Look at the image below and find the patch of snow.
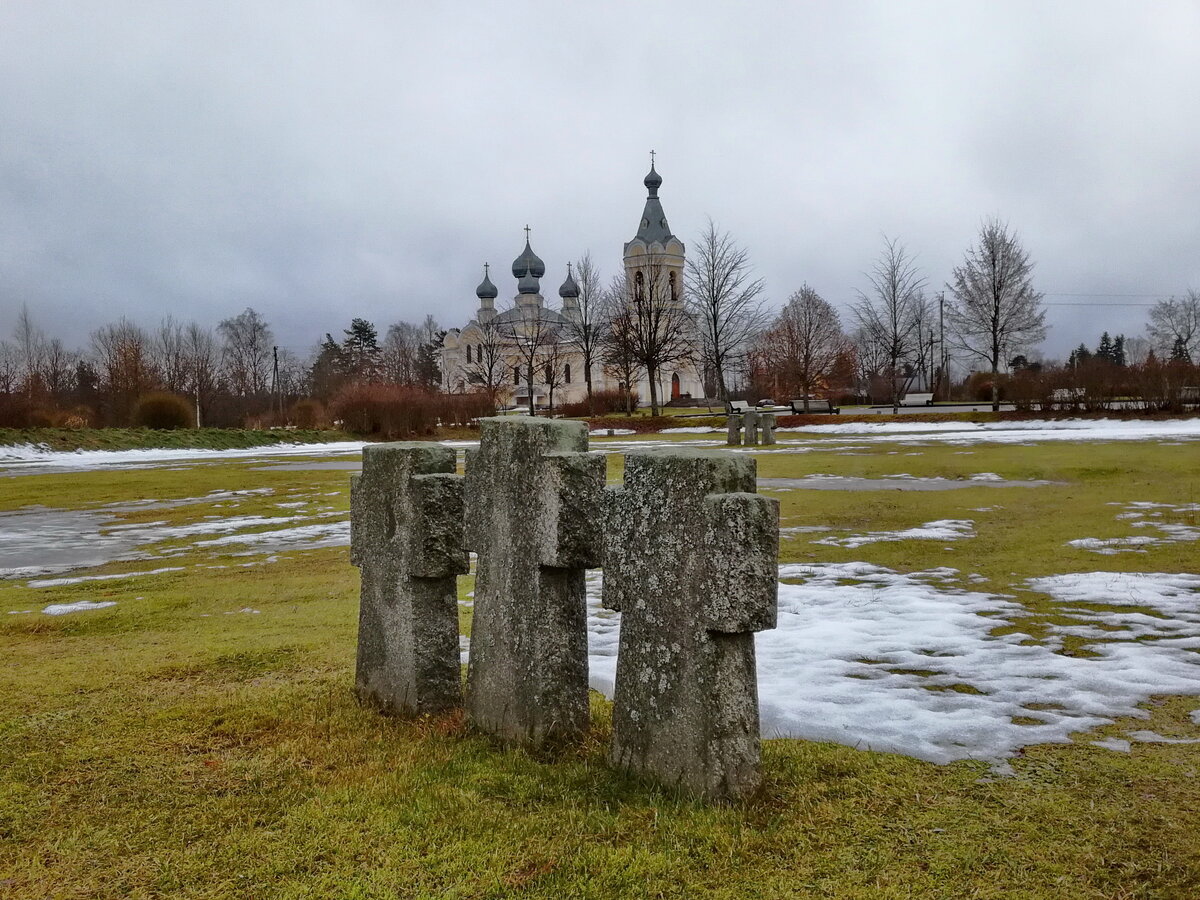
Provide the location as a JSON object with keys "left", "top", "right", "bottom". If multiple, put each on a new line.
{"left": 42, "top": 600, "right": 118, "bottom": 616}
{"left": 0, "top": 442, "right": 364, "bottom": 475}
{"left": 775, "top": 418, "right": 1200, "bottom": 445}
{"left": 1127, "top": 730, "right": 1200, "bottom": 744}
{"left": 27, "top": 567, "right": 185, "bottom": 588}
{"left": 586, "top": 563, "right": 1200, "bottom": 765}
{"left": 7, "top": 610, "right": 33, "bottom": 615}
{"left": 970, "top": 472, "right": 1004, "bottom": 481}
{"left": 660, "top": 426, "right": 720, "bottom": 434}
{"left": 1091, "top": 738, "right": 1131, "bottom": 753}
{"left": 813, "top": 519, "right": 975, "bottom": 548}
{"left": 193, "top": 521, "right": 349, "bottom": 551}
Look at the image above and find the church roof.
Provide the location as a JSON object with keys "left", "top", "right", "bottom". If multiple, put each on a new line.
{"left": 558, "top": 266, "right": 579, "bottom": 299}
{"left": 475, "top": 265, "right": 498, "bottom": 300}
{"left": 634, "top": 163, "right": 676, "bottom": 245}
{"left": 491, "top": 305, "right": 568, "bottom": 328}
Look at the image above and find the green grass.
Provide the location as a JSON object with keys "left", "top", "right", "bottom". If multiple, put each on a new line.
{"left": 2, "top": 436, "right": 1200, "bottom": 897}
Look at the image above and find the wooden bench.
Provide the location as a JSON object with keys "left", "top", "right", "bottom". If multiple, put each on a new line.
{"left": 725, "top": 400, "right": 753, "bottom": 414}
{"left": 789, "top": 398, "right": 840, "bottom": 414}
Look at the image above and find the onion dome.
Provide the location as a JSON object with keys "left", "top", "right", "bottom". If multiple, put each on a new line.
{"left": 644, "top": 162, "right": 662, "bottom": 198}
{"left": 558, "top": 264, "right": 579, "bottom": 299}
{"left": 475, "top": 264, "right": 498, "bottom": 300}
{"left": 511, "top": 235, "right": 546, "bottom": 279}
{"left": 518, "top": 268, "right": 540, "bottom": 295}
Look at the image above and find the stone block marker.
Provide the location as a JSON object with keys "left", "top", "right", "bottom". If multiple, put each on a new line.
{"left": 350, "top": 443, "right": 469, "bottom": 716}
{"left": 464, "top": 416, "right": 605, "bottom": 746}
{"left": 761, "top": 412, "right": 777, "bottom": 445}
{"left": 603, "top": 448, "right": 779, "bottom": 801}
{"left": 726, "top": 413, "right": 742, "bottom": 446}
{"left": 742, "top": 409, "right": 760, "bottom": 446}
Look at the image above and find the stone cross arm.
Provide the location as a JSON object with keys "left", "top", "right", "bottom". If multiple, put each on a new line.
{"left": 701, "top": 492, "right": 779, "bottom": 633}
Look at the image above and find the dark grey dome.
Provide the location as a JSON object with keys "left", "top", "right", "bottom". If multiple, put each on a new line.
{"left": 511, "top": 238, "right": 546, "bottom": 279}
{"left": 492, "top": 305, "right": 567, "bottom": 327}
{"left": 643, "top": 163, "right": 662, "bottom": 197}
{"left": 475, "top": 266, "right": 498, "bottom": 300}
{"left": 517, "top": 269, "right": 540, "bottom": 295}
{"left": 558, "top": 269, "right": 579, "bottom": 299}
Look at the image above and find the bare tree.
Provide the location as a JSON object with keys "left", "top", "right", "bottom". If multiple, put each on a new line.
{"left": 561, "top": 252, "right": 608, "bottom": 413}
{"left": 854, "top": 236, "right": 927, "bottom": 412}
{"left": 600, "top": 275, "right": 642, "bottom": 416}
{"left": 40, "top": 338, "right": 76, "bottom": 400}
{"left": 685, "top": 219, "right": 767, "bottom": 401}
{"left": 541, "top": 338, "right": 567, "bottom": 415}
{"left": 184, "top": 322, "right": 219, "bottom": 426}
{"left": 499, "top": 304, "right": 559, "bottom": 416}
{"left": 152, "top": 316, "right": 189, "bottom": 394}
{"left": 381, "top": 321, "right": 423, "bottom": 385}
{"left": 14, "top": 304, "right": 46, "bottom": 399}
{"left": 769, "top": 285, "right": 846, "bottom": 410}
{"left": 621, "top": 253, "right": 695, "bottom": 415}
{"left": 91, "top": 318, "right": 152, "bottom": 424}
{"left": 1146, "top": 290, "right": 1200, "bottom": 359}
{"left": 946, "top": 218, "right": 1047, "bottom": 411}
{"left": 218, "top": 307, "right": 273, "bottom": 398}
{"left": 0, "top": 341, "right": 19, "bottom": 395}
{"left": 462, "top": 318, "right": 507, "bottom": 404}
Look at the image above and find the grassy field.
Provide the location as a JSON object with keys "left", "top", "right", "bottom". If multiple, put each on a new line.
{"left": 0, "top": 427, "right": 350, "bottom": 453}
{"left": 2, "top": 431, "right": 1199, "bottom": 898}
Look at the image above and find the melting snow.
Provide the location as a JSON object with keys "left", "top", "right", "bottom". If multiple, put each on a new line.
{"left": 585, "top": 563, "right": 1200, "bottom": 764}
{"left": 813, "top": 519, "right": 975, "bottom": 548}
{"left": 42, "top": 600, "right": 118, "bottom": 616}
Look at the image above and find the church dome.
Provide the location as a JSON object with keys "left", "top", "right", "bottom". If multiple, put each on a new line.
{"left": 518, "top": 269, "right": 540, "bottom": 295}
{"left": 511, "top": 237, "right": 546, "bottom": 279}
{"left": 644, "top": 163, "right": 662, "bottom": 197}
{"left": 558, "top": 268, "right": 579, "bottom": 299}
{"left": 475, "top": 266, "right": 498, "bottom": 300}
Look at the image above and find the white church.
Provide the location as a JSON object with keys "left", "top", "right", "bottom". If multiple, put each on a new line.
{"left": 440, "top": 162, "right": 705, "bottom": 408}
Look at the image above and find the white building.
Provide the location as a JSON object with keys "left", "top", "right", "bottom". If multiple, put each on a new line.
{"left": 441, "top": 163, "right": 705, "bottom": 408}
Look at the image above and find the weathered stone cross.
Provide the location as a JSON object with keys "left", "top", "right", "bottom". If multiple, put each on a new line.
{"left": 603, "top": 447, "right": 779, "bottom": 800}
{"left": 464, "top": 417, "right": 605, "bottom": 746}
{"left": 350, "top": 443, "right": 468, "bottom": 715}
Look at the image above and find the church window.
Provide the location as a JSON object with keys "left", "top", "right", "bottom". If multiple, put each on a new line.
{"left": 477, "top": 343, "right": 483, "bottom": 361}
{"left": 634, "top": 271, "right": 645, "bottom": 303}
{"left": 545, "top": 363, "right": 553, "bottom": 383}
{"left": 669, "top": 271, "right": 677, "bottom": 302}
{"left": 514, "top": 365, "right": 520, "bottom": 385}
{"left": 466, "top": 345, "right": 472, "bottom": 363}
{"left": 564, "top": 364, "right": 571, "bottom": 384}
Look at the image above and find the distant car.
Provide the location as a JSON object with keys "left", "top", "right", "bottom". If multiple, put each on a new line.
{"left": 756, "top": 399, "right": 776, "bottom": 408}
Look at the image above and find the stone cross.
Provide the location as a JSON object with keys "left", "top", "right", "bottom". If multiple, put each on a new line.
{"left": 742, "top": 408, "right": 760, "bottom": 446}
{"left": 726, "top": 413, "right": 742, "bottom": 446}
{"left": 464, "top": 417, "right": 605, "bottom": 746}
{"left": 350, "top": 443, "right": 468, "bottom": 716}
{"left": 761, "top": 412, "right": 777, "bottom": 445}
{"left": 603, "top": 448, "right": 779, "bottom": 801}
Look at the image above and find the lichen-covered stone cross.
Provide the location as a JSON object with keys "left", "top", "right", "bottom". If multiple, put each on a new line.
{"left": 350, "top": 442, "right": 468, "bottom": 716}
{"left": 603, "top": 447, "right": 778, "bottom": 800}
{"left": 464, "top": 416, "right": 605, "bottom": 746}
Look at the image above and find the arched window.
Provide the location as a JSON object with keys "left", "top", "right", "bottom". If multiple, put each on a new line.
{"left": 514, "top": 365, "right": 520, "bottom": 385}
{"left": 544, "top": 363, "right": 553, "bottom": 383}
{"left": 669, "top": 271, "right": 678, "bottom": 302}
{"left": 634, "top": 271, "right": 645, "bottom": 303}
{"left": 477, "top": 343, "right": 483, "bottom": 361}
{"left": 564, "top": 364, "right": 571, "bottom": 384}
{"left": 465, "top": 344, "right": 472, "bottom": 364}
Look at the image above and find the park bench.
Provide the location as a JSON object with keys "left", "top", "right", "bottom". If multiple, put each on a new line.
{"left": 789, "top": 398, "right": 839, "bottom": 415}
{"left": 725, "top": 400, "right": 752, "bottom": 414}
{"left": 903, "top": 392, "right": 934, "bottom": 406}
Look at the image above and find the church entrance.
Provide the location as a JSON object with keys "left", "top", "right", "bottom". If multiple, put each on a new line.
{"left": 671, "top": 372, "right": 681, "bottom": 400}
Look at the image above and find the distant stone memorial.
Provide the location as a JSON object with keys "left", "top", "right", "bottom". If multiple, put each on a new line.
{"left": 603, "top": 447, "right": 779, "bottom": 801}
{"left": 464, "top": 416, "right": 605, "bottom": 746}
{"left": 350, "top": 443, "right": 468, "bottom": 716}
{"left": 761, "top": 412, "right": 777, "bottom": 445}
{"left": 726, "top": 413, "right": 743, "bottom": 446}
{"left": 742, "top": 409, "right": 760, "bottom": 446}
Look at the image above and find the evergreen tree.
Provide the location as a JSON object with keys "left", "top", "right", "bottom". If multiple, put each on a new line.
{"left": 1170, "top": 336, "right": 1192, "bottom": 363}
{"left": 1097, "top": 332, "right": 1114, "bottom": 363}
{"left": 1068, "top": 344, "right": 1092, "bottom": 368}
{"left": 1113, "top": 334, "right": 1126, "bottom": 367}
{"left": 341, "top": 318, "right": 381, "bottom": 381}
{"left": 309, "top": 334, "right": 347, "bottom": 400}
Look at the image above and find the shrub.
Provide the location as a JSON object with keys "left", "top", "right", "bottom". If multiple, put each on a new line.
{"left": 289, "top": 398, "right": 326, "bottom": 429}
{"left": 559, "top": 389, "right": 638, "bottom": 418}
{"left": 133, "top": 392, "right": 194, "bottom": 429}
{"left": 331, "top": 383, "right": 494, "bottom": 438}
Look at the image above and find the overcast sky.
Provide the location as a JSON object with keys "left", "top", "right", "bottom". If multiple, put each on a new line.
{"left": 2, "top": 1, "right": 1197, "bottom": 360}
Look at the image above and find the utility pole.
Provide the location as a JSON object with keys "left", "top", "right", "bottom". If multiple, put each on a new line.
{"left": 272, "top": 345, "right": 279, "bottom": 420}
{"left": 938, "top": 291, "right": 946, "bottom": 400}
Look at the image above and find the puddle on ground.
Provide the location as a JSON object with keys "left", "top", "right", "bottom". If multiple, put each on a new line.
{"left": 758, "top": 475, "right": 1055, "bottom": 492}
